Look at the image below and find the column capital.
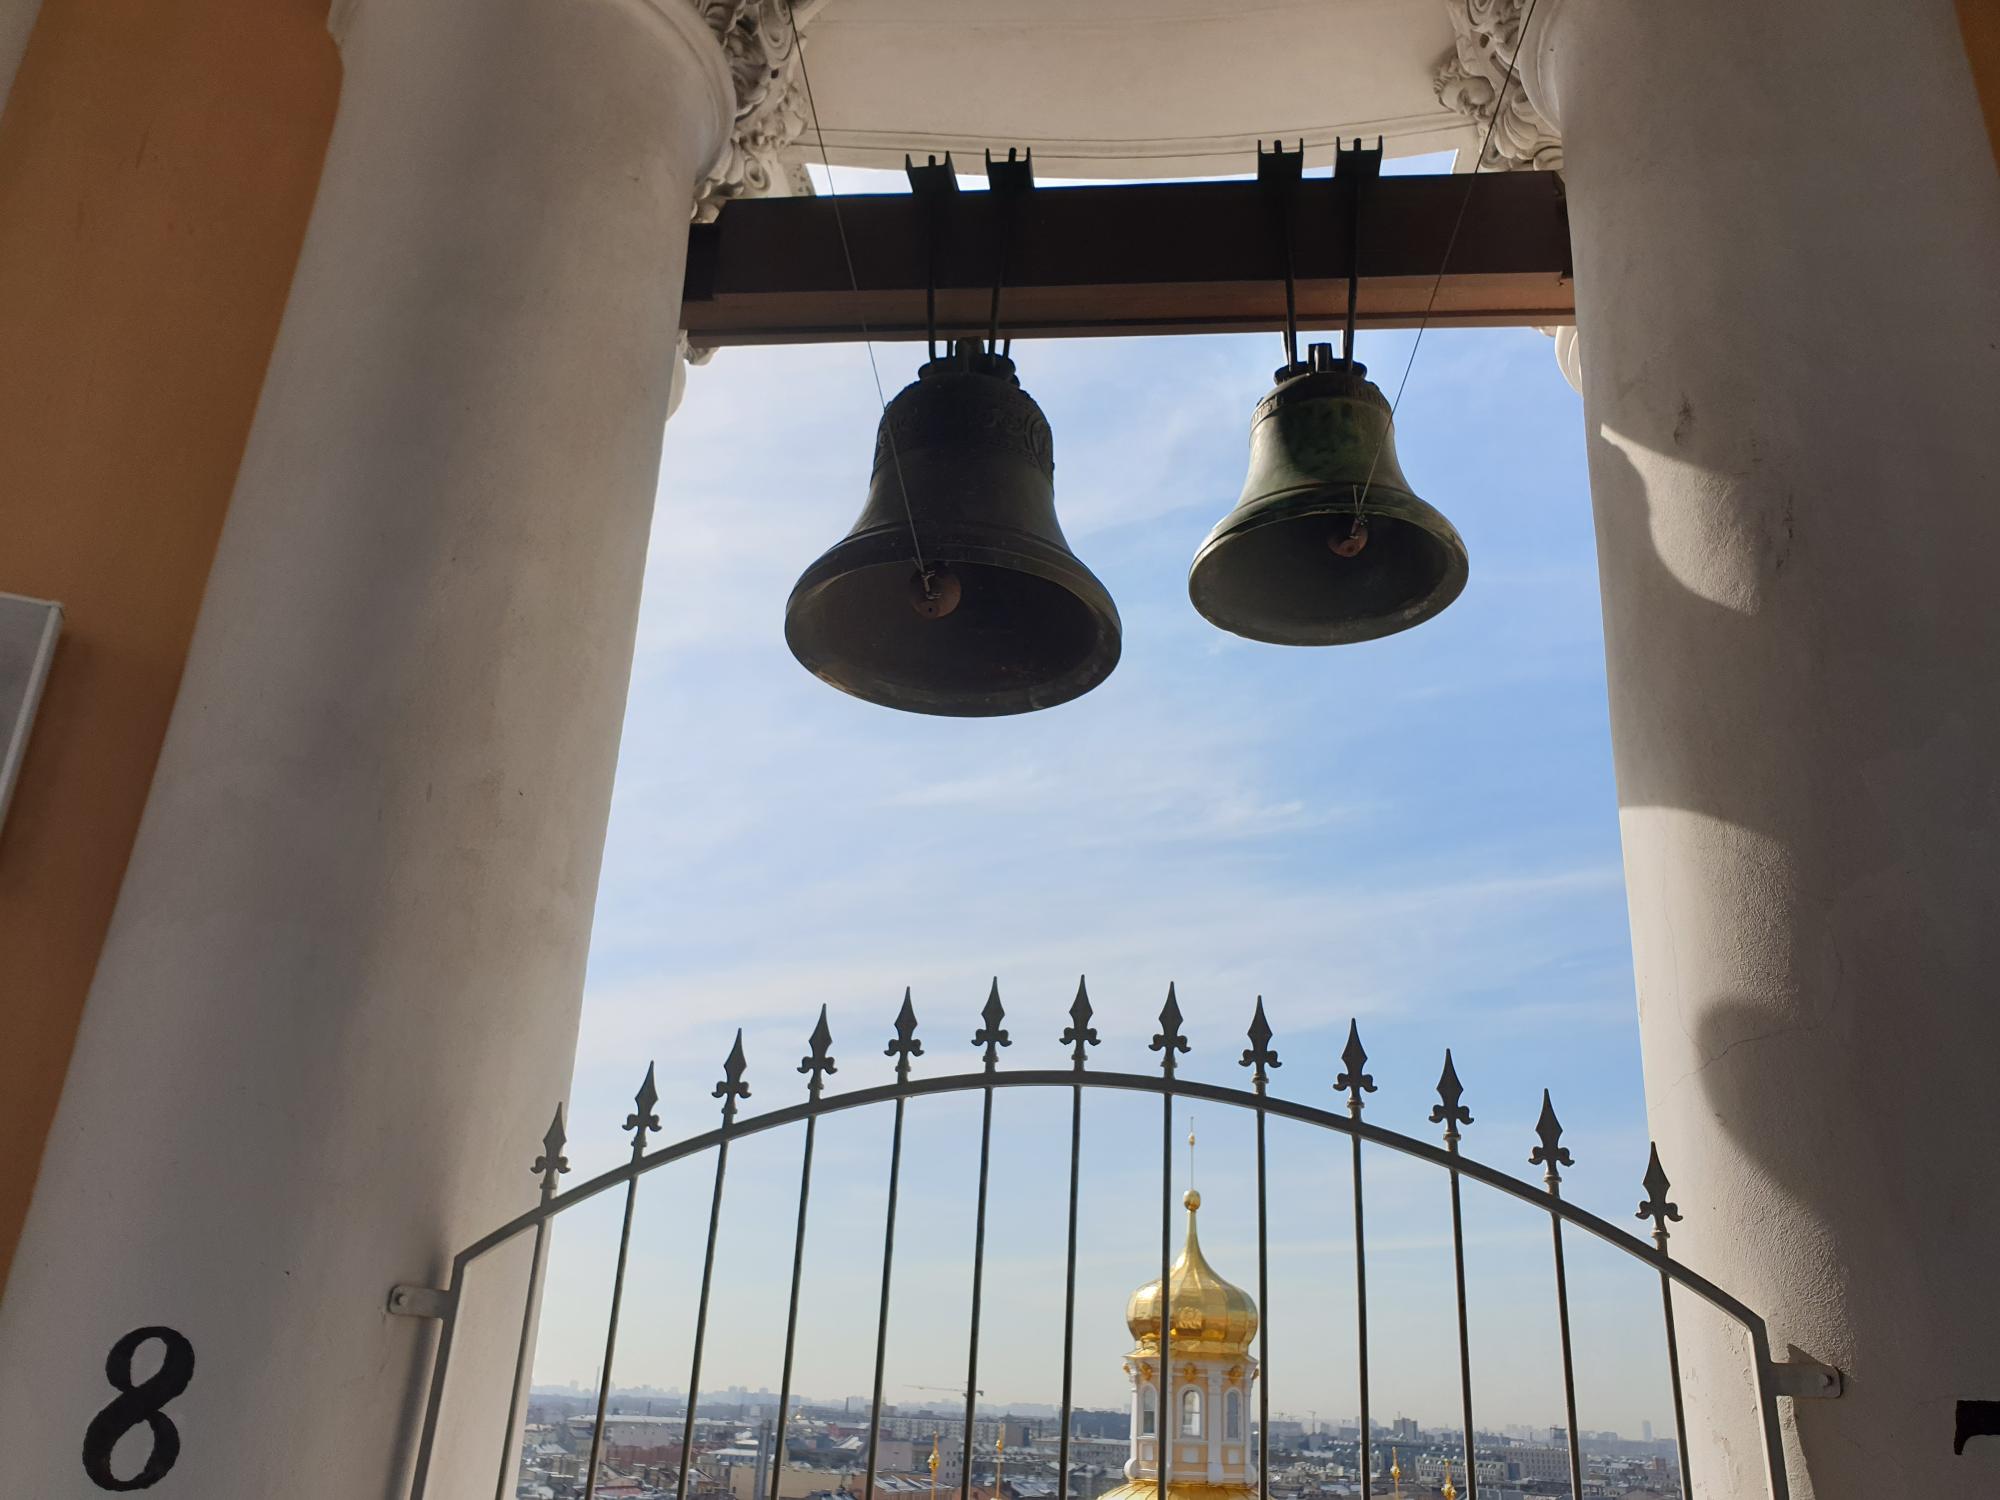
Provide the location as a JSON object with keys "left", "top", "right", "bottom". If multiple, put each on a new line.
{"left": 692, "top": 0, "right": 828, "bottom": 221}
{"left": 326, "top": 0, "right": 737, "bottom": 186}
{"left": 1432, "top": 0, "right": 1565, "bottom": 172}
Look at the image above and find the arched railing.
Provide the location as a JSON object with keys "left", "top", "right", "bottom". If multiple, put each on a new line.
{"left": 394, "top": 983, "right": 1837, "bottom": 1500}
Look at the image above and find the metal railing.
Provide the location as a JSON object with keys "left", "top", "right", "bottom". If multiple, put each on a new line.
{"left": 395, "top": 983, "right": 1830, "bottom": 1500}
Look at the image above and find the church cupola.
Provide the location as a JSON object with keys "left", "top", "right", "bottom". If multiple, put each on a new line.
{"left": 1111, "top": 1189, "right": 1259, "bottom": 1497}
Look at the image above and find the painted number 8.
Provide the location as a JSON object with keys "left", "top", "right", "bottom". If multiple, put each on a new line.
{"left": 82, "top": 1326, "right": 195, "bottom": 1491}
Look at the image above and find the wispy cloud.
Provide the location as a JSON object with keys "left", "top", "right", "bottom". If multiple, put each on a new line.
{"left": 551, "top": 308, "right": 1656, "bottom": 1432}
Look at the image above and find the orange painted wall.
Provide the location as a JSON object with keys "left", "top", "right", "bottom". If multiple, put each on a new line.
{"left": 0, "top": 0, "right": 339, "bottom": 1289}
{"left": 1963, "top": 0, "right": 2000, "bottom": 169}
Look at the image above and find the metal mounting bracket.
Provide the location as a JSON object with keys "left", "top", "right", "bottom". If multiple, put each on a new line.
{"left": 388, "top": 1284, "right": 452, "bottom": 1320}
{"left": 1770, "top": 1360, "right": 1843, "bottom": 1399}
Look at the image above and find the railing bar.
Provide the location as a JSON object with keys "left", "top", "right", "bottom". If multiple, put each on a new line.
{"left": 1548, "top": 1214, "right": 1584, "bottom": 1500}
{"left": 582, "top": 1175, "right": 643, "bottom": 1500}
{"left": 1748, "top": 1322, "right": 1793, "bottom": 1500}
{"left": 960, "top": 1083, "right": 997, "bottom": 1500}
{"left": 675, "top": 1139, "right": 733, "bottom": 1500}
{"left": 493, "top": 1216, "right": 554, "bottom": 1500}
{"left": 1446, "top": 1164, "right": 1477, "bottom": 1499}
{"left": 1158, "top": 1083, "right": 1174, "bottom": 1500}
{"left": 771, "top": 1114, "right": 821, "bottom": 1500}
{"left": 1352, "top": 1132, "right": 1372, "bottom": 1500}
{"left": 863, "top": 1095, "right": 911, "bottom": 1500}
{"left": 1658, "top": 1268, "right": 1692, "bottom": 1500}
{"left": 405, "top": 1266, "right": 465, "bottom": 1500}
{"left": 445, "top": 1073, "right": 1766, "bottom": 1333}
{"left": 1057, "top": 1081, "right": 1083, "bottom": 1500}
{"left": 1254, "top": 1102, "right": 1271, "bottom": 1500}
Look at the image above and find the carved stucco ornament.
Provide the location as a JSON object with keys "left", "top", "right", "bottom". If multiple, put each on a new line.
{"left": 1434, "top": 1, "right": 1582, "bottom": 391}
{"left": 680, "top": 1, "right": 826, "bottom": 373}
{"left": 691, "top": 0, "right": 825, "bottom": 223}
{"left": 1433, "top": 0, "right": 1562, "bottom": 173}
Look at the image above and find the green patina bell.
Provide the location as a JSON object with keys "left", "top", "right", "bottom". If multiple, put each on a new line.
{"left": 786, "top": 343, "right": 1121, "bottom": 716}
{"left": 1189, "top": 343, "right": 1467, "bottom": 645}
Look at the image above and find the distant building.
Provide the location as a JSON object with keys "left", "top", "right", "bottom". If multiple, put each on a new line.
{"left": 1097, "top": 1190, "right": 1259, "bottom": 1500}
{"left": 1506, "top": 1446, "right": 1572, "bottom": 1484}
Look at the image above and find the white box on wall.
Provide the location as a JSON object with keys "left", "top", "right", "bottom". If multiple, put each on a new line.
{"left": 0, "top": 592, "right": 63, "bottom": 841}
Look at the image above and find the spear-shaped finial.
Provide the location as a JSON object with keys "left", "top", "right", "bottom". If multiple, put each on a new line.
{"left": 1335, "top": 1019, "right": 1376, "bottom": 1116}
{"left": 713, "top": 1031, "right": 751, "bottom": 1125}
{"left": 1429, "top": 1049, "right": 1472, "bottom": 1149}
{"left": 1637, "top": 1142, "right": 1682, "bottom": 1248}
{"left": 1530, "top": 1089, "right": 1573, "bottom": 1190}
{"left": 1239, "top": 997, "right": 1281, "bottom": 1091}
{"left": 973, "top": 979, "right": 1012, "bottom": 1071}
{"left": 1150, "top": 984, "right": 1190, "bottom": 1077}
{"left": 624, "top": 1064, "right": 662, "bottom": 1157}
{"left": 886, "top": 989, "right": 924, "bottom": 1082}
{"left": 532, "top": 1104, "right": 570, "bottom": 1199}
{"left": 799, "top": 1006, "right": 837, "bottom": 1101}
{"left": 1060, "top": 977, "right": 1100, "bottom": 1071}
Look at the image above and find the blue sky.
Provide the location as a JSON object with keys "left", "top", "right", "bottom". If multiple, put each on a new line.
{"left": 518, "top": 163, "right": 1709, "bottom": 1445}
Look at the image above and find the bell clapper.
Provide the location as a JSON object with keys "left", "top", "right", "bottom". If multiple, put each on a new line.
{"left": 1329, "top": 514, "right": 1370, "bottom": 558}
{"left": 909, "top": 564, "right": 962, "bottom": 620}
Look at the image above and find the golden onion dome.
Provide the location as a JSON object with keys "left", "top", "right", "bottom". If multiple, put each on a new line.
{"left": 1126, "top": 1190, "right": 1257, "bottom": 1356}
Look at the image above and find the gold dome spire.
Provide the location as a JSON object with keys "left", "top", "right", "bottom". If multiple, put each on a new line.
{"left": 1126, "top": 1189, "right": 1258, "bottom": 1356}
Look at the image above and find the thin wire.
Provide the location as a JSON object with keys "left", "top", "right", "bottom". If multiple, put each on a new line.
{"left": 1357, "top": 0, "right": 1540, "bottom": 506}
{"left": 784, "top": 0, "right": 929, "bottom": 581}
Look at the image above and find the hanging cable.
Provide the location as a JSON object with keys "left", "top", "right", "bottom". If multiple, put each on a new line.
{"left": 1327, "top": 138, "right": 1381, "bottom": 554}
{"left": 1355, "top": 0, "right": 1543, "bottom": 509}
{"left": 783, "top": 0, "right": 932, "bottom": 589}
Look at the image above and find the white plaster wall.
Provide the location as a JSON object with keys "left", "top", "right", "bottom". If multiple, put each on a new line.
{"left": 0, "top": 0, "right": 730, "bottom": 1494}
{"left": 797, "top": 0, "right": 1467, "bottom": 175}
{"left": 1547, "top": 1, "right": 2000, "bottom": 1494}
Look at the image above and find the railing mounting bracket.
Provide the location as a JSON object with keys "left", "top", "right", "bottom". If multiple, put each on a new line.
{"left": 1771, "top": 1359, "right": 1843, "bottom": 1399}
{"left": 388, "top": 1284, "right": 451, "bottom": 1320}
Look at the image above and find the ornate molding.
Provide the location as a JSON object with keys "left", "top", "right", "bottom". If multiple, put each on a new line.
{"left": 1433, "top": 1, "right": 1580, "bottom": 392}
{"left": 691, "top": 0, "right": 822, "bottom": 222}
{"left": 1433, "top": 0, "right": 1562, "bottom": 172}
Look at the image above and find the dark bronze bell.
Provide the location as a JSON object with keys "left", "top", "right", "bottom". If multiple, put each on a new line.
{"left": 785, "top": 344, "right": 1121, "bottom": 716}
{"left": 1188, "top": 343, "right": 1467, "bottom": 645}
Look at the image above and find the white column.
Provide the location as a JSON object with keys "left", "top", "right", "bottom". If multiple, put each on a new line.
{"left": 0, "top": 0, "right": 731, "bottom": 1495}
{"left": 1530, "top": 2, "right": 2000, "bottom": 1496}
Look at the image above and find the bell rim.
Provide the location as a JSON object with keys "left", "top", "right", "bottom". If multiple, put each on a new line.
{"left": 785, "top": 525, "right": 1123, "bottom": 717}
{"left": 1187, "top": 483, "right": 1469, "bottom": 647}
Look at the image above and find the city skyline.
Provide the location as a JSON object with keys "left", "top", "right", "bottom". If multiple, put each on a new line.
{"left": 529, "top": 1380, "right": 1663, "bottom": 1452}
